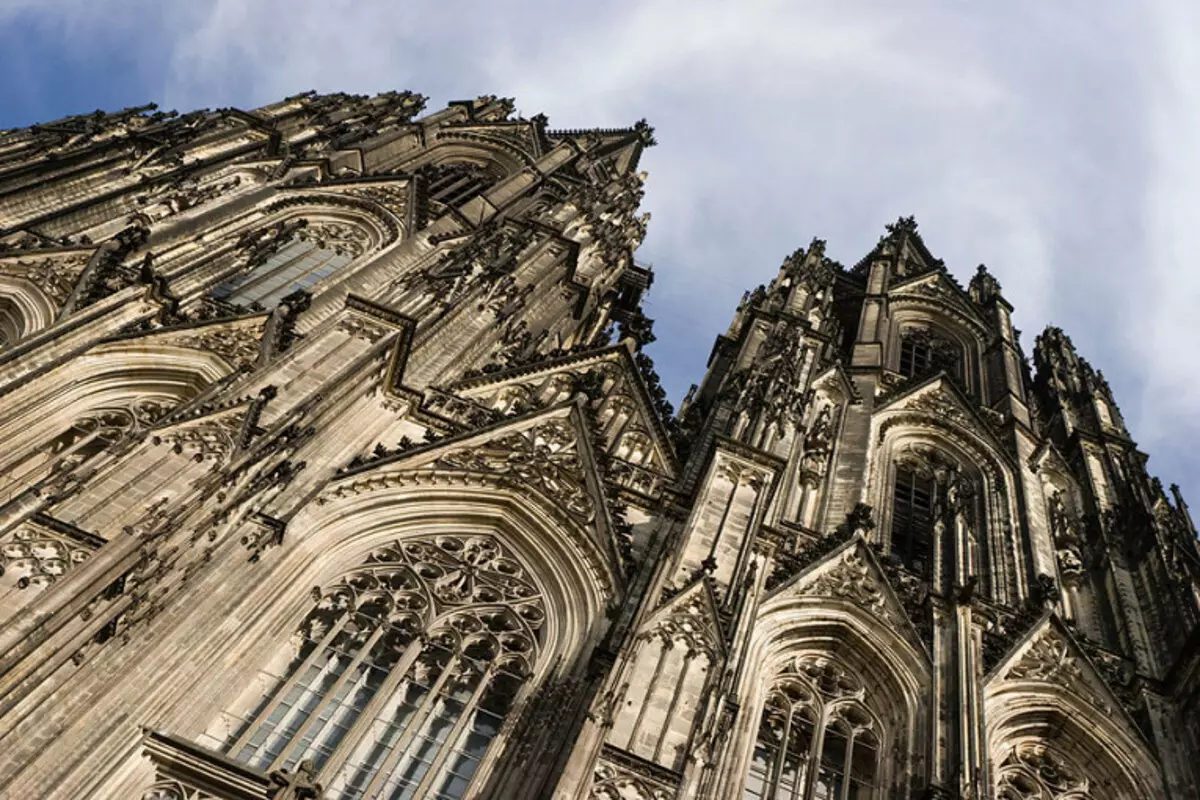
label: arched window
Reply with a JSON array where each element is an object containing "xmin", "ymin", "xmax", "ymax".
[
  {"xmin": 898, "ymin": 328, "xmax": 962, "ymax": 380},
  {"xmin": 202, "ymin": 534, "xmax": 543, "ymax": 799},
  {"xmin": 743, "ymin": 658, "xmax": 881, "ymax": 800},
  {"xmin": 891, "ymin": 465, "xmax": 936, "ymax": 576},
  {"xmin": 213, "ymin": 219, "xmax": 370, "ymax": 309}
]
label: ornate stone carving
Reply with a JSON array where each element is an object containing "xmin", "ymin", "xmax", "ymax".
[
  {"xmin": 906, "ymin": 387, "xmax": 969, "ymax": 428},
  {"xmin": 168, "ymin": 324, "xmax": 264, "ymax": 370},
  {"xmin": 0, "ymin": 251, "xmax": 90, "ymax": 305},
  {"xmin": 152, "ymin": 413, "xmax": 244, "ymax": 463},
  {"xmin": 141, "ymin": 780, "xmax": 220, "ymax": 800},
  {"xmin": 336, "ymin": 314, "xmax": 392, "ymax": 343},
  {"xmin": 808, "ymin": 547, "xmax": 903, "ymax": 627},
  {"xmin": 434, "ymin": 418, "xmax": 596, "ymax": 524},
  {"xmin": 590, "ymin": 755, "xmax": 677, "ymax": 800},
  {"xmin": 341, "ymin": 182, "xmax": 409, "ymax": 218},
  {"xmin": 0, "ymin": 518, "xmax": 104, "ymax": 589},
  {"xmin": 995, "ymin": 742, "xmax": 1091, "ymax": 800},
  {"xmin": 1004, "ymin": 624, "xmax": 1112, "ymax": 714}
]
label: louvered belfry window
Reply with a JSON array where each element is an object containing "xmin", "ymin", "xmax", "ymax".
[{"xmin": 891, "ymin": 466, "xmax": 935, "ymax": 576}]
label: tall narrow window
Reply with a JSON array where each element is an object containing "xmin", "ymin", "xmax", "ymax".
[
  {"xmin": 213, "ymin": 221, "xmax": 368, "ymax": 308},
  {"xmin": 201, "ymin": 534, "xmax": 543, "ymax": 800},
  {"xmin": 743, "ymin": 658, "xmax": 881, "ymax": 800},
  {"xmin": 891, "ymin": 466, "xmax": 935, "ymax": 576}
]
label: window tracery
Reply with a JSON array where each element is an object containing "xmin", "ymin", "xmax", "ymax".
[
  {"xmin": 213, "ymin": 219, "xmax": 371, "ymax": 309},
  {"xmin": 995, "ymin": 743, "xmax": 1093, "ymax": 800},
  {"xmin": 744, "ymin": 657, "xmax": 881, "ymax": 800},
  {"xmin": 202, "ymin": 533, "xmax": 543, "ymax": 800}
]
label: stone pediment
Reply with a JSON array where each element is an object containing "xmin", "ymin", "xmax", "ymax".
[
  {"xmin": 120, "ymin": 313, "xmax": 270, "ymax": 372},
  {"xmin": 314, "ymin": 176, "xmax": 413, "ymax": 226},
  {"xmin": 323, "ymin": 399, "xmax": 628, "ymax": 585},
  {"xmin": 768, "ymin": 535, "xmax": 929, "ymax": 658},
  {"xmin": 0, "ymin": 246, "xmax": 96, "ymax": 309},
  {"xmin": 891, "ymin": 270, "xmax": 991, "ymax": 332},
  {"xmin": 436, "ymin": 120, "xmax": 545, "ymax": 166},
  {"xmin": 874, "ymin": 374, "xmax": 1010, "ymax": 456},
  {"xmin": 150, "ymin": 400, "xmax": 256, "ymax": 465},
  {"xmin": 449, "ymin": 341, "xmax": 679, "ymax": 480},
  {"xmin": 985, "ymin": 614, "xmax": 1144, "ymax": 733},
  {"xmin": 643, "ymin": 577, "xmax": 726, "ymax": 660}
]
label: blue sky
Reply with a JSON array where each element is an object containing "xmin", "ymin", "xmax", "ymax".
[{"xmin": 2, "ymin": 0, "xmax": 1198, "ymax": 499}]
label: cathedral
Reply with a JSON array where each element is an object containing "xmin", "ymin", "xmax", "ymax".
[{"xmin": 0, "ymin": 90, "xmax": 1196, "ymax": 800}]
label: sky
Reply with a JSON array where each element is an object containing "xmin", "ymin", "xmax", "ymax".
[{"xmin": 1, "ymin": 0, "xmax": 1198, "ymax": 498}]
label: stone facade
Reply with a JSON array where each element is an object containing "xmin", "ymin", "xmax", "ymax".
[{"xmin": 0, "ymin": 92, "xmax": 1195, "ymax": 799}]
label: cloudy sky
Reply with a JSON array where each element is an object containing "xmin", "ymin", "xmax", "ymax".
[{"xmin": 2, "ymin": 0, "xmax": 1198, "ymax": 497}]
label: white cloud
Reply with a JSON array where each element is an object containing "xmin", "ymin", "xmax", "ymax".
[{"xmin": 3, "ymin": 0, "xmax": 1196, "ymax": 491}]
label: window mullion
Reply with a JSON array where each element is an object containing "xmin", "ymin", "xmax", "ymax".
[
  {"xmin": 802, "ymin": 710, "xmax": 826, "ymax": 800},
  {"xmin": 270, "ymin": 623, "xmax": 387, "ymax": 772},
  {"xmin": 839, "ymin": 730, "xmax": 856, "ymax": 800},
  {"xmin": 228, "ymin": 611, "xmax": 349, "ymax": 757},
  {"xmin": 359, "ymin": 647, "xmax": 463, "ymax": 799},
  {"xmin": 410, "ymin": 662, "xmax": 495, "ymax": 799},
  {"xmin": 232, "ymin": 240, "xmax": 313, "ymax": 298},
  {"xmin": 768, "ymin": 709, "xmax": 792, "ymax": 800},
  {"xmin": 315, "ymin": 632, "xmax": 424, "ymax": 786}
]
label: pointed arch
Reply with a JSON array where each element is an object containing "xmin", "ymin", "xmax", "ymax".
[
  {"xmin": 724, "ymin": 588, "xmax": 932, "ymax": 799},
  {"xmin": 191, "ymin": 477, "xmax": 615, "ymax": 799},
  {"xmin": 0, "ymin": 342, "xmax": 230, "ymax": 505},
  {"xmin": 984, "ymin": 687, "xmax": 1164, "ymax": 798},
  {"xmin": 0, "ymin": 275, "xmax": 58, "ymax": 349},
  {"xmin": 869, "ymin": 389, "xmax": 1024, "ymax": 603}
]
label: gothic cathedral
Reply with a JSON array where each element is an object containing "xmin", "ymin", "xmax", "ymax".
[{"xmin": 0, "ymin": 92, "xmax": 1195, "ymax": 800}]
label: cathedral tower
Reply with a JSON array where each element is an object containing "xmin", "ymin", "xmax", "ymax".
[{"xmin": 0, "ymin": 93, "xmax": 1195, "ymax": 799}]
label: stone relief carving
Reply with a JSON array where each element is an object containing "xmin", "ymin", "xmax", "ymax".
[
  {"xmin": 807, "ymin": 548, "xmax": 903, "ymax": 628},
  {"xmin": 0, "ymin": 251, "xmax": 91, "ymax": 305},
  {"xmin": 434, "ymin": 417, "xmax": 596, "ymax": 524}
]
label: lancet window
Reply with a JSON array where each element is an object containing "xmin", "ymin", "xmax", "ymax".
[
  {"xmin": 212, "ymin": 219, "xmax": 370, "ymax": 309},
  {"xmin": 887, "ymin": 446, "xmax": 983, "ymax": 585},
  {"xmin": 744, "ymin": 658, "xmax": 881, "ymax": 800},
  {"xmin": 202, "ymin": 534, "xmax": 544, "ymax": 800},
  {"xmin": 898, "ymin": 328, "xmax": 962, "ymax": 381},
  {"xmin": 890, "ymin": 466, "xmax": 936, "ymax": 576}
]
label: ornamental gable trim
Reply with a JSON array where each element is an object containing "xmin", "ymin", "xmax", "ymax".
[
  {"xmin": 873, "ymin": 374, "xmax": 1014, "ymax": 466},
  {"xmin": 111, "ymin": 313, "xmax": 271, "ymax": 372},
  {"xmin": 641, "ymin": 577, "xmax": 726, "ymax": 661},
  {"xmin": 450, "ymin": 341, "xmax": 680, "ymax": 477},
  {"xmin": 985, "ymin": 614, "xmax": 1145, "ymax": 734},
  {"xmin": 890, "ymin": 269, "xmax": 991, "ymax": 332},
  {"xmin": 767, "ymin": 535, "xmax": 930, "ymax": 660},
  {"xmin": 0, "ymin": 246, "xmax": 96, "ymax": 309},
  {"xmin": 322, "ymin": 399, "xmax": 624, "ymax": 587}
]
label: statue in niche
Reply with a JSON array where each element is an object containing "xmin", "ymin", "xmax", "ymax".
[
  {"xmin": 947, "ymin": 470, "xmax": 978, "ymax": 578},
  {"xmin": 1047, "ymin": 489, "xmax": 1079, "ymax": 544},
  {"xmin": 800, "ymin": 404, "xmax": 834, "ymax": 478}
]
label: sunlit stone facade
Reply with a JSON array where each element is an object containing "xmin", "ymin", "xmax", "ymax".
[{"xmin": 0, "ymin": 92, "xmax": 1195, "ymax": 799}]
